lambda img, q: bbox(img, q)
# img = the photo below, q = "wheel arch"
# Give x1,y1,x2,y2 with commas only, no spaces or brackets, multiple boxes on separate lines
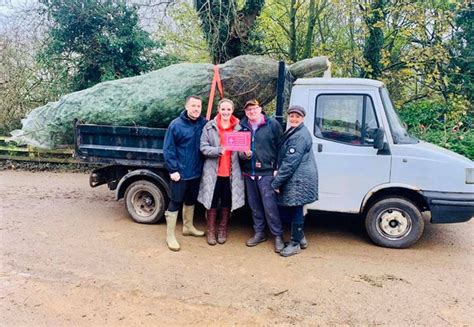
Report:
361,184,429,216
116,169,170,201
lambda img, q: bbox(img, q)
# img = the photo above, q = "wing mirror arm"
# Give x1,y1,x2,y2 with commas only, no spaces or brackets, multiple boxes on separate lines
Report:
373,128,390,153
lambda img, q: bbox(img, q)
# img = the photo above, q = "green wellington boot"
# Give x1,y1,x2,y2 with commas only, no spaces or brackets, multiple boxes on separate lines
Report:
182,205,205,237
165,211,180,251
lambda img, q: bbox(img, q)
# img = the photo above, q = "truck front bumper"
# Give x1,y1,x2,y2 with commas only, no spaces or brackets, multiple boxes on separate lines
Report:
422,191,474,224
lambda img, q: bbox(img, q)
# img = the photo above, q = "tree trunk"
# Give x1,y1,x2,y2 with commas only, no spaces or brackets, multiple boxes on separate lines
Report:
195,0,265,64
302,0,316,59
289,0,297,62
361,0,388,79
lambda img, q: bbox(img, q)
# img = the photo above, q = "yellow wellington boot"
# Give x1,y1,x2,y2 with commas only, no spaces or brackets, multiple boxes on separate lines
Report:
182,205,205,237
165,211,180,251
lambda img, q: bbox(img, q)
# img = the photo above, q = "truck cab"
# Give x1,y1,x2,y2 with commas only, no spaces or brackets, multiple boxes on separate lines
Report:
290,77,474,248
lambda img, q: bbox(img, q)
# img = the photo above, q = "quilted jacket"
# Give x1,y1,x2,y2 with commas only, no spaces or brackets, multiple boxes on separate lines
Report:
198,117,245,211
271,123,318,206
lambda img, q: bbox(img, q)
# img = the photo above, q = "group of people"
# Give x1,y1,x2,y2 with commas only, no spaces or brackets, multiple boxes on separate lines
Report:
162,95,318,257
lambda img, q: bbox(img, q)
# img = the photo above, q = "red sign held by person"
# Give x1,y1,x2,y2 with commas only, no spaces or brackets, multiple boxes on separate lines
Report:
222,131,251,151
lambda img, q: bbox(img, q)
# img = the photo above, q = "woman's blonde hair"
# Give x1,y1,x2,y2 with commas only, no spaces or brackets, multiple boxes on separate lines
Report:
217,98,234,110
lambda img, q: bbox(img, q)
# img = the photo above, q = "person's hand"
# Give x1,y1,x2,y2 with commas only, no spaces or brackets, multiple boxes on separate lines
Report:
244,150,252,158
170,172,181,182
220,146,226,156
274,189,280,194
273,170,278,177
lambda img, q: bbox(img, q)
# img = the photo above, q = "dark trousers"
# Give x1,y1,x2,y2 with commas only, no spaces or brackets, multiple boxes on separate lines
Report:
279,205,304,225
211,177,232,209
168,178,200,212
245,175,283,237
280,205,305,242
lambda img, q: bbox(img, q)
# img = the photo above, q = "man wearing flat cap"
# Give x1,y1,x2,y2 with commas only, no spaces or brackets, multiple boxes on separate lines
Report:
239,99,285,253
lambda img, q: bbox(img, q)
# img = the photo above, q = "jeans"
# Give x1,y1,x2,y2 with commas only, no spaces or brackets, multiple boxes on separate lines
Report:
281,205,305,242
245,175,283,236
280,205,304,225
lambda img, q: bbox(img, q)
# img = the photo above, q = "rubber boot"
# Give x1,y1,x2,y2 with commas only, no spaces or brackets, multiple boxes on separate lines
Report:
280,222,304,257
165,210,180,251
217,207,231,244
206,208,217,246
182,204,205,236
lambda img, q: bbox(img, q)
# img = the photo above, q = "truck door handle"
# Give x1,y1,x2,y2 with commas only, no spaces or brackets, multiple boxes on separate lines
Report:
317,144,323,152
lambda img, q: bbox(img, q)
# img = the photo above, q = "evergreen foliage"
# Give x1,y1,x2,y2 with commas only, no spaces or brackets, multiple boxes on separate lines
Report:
37,0,161,91
10,55,328,148
399,99,473,159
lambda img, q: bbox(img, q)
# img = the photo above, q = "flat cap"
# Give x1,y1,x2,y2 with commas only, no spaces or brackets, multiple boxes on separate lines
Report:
287,105,306,117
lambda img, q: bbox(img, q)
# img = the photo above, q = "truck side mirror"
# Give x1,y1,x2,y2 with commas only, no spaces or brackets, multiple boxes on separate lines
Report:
373,128,385,150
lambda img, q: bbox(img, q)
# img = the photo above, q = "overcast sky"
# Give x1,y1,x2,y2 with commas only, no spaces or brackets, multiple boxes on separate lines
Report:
0,0,182,35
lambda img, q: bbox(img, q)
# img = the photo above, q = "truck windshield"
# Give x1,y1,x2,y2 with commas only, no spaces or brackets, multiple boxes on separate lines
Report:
380,87,418,144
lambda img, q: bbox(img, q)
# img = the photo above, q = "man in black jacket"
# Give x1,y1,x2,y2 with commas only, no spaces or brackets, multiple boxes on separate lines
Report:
239,99,285,253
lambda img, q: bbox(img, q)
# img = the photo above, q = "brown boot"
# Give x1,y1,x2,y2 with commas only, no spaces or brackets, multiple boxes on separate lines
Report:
217,207,231,244
206,208,217,246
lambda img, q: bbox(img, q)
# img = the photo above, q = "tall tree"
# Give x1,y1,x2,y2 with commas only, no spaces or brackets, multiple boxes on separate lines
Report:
379,0,459,104
360,0,388,79
0,39,55,134
450,1,473,101
251,0,332,64
154,2,210,63
38,0,161,91
302,0,317,59
195,0,265,63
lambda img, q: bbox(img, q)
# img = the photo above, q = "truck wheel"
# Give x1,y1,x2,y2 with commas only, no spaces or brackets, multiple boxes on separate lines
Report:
125,180,166,224
365,197,424,249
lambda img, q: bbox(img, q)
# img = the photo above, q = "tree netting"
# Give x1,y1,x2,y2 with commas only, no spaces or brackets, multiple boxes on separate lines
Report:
10,55,328,148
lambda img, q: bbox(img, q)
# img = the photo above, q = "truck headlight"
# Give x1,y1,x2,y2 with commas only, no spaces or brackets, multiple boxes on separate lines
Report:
467,168,474,184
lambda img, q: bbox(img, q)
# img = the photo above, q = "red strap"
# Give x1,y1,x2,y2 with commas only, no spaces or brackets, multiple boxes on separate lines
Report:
215,65,224,99
206,65,225,120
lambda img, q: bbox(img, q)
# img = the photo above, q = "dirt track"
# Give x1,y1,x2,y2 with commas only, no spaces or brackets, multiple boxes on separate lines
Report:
1,170,473,326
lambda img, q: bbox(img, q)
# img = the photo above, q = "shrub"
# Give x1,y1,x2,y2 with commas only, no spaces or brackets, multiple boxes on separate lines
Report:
399,98,473,159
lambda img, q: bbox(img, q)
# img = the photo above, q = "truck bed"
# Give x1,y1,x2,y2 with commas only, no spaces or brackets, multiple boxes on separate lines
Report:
74,123,167,167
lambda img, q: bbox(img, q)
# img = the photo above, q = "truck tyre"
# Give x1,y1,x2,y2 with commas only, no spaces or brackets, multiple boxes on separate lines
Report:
365,197,424,249
125,180,166,224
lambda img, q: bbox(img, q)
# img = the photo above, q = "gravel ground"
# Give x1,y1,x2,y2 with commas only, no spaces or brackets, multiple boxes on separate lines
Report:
1,170,473,325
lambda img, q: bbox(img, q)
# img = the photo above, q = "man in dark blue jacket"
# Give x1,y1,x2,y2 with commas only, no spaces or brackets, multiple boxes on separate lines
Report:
239,99,285,253
163,95,207,251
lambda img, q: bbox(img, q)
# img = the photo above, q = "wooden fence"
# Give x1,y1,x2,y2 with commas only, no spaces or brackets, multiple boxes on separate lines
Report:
0,136,76,163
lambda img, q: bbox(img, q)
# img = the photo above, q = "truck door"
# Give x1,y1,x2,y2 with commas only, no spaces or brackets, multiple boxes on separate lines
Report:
307,92,391,213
